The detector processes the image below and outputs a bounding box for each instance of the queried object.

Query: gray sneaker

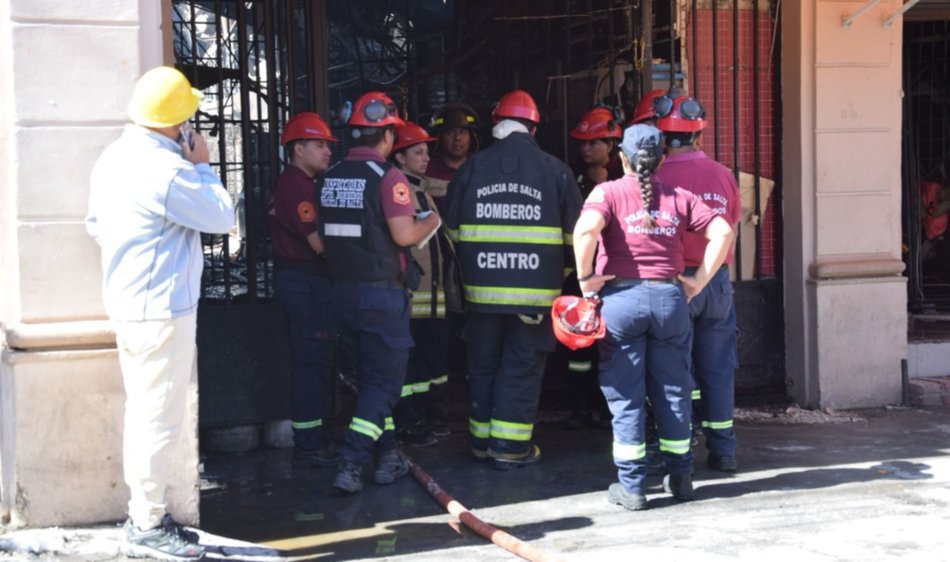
[374,449,410,484]
[333,460,364,494]
[124,515,205,561]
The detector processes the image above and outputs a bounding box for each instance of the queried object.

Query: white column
[0,0,197,527]
[782,0,907,409]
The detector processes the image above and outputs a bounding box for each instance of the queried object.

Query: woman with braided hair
[572,124,734,511]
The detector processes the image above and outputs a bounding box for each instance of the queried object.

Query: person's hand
[182,131,210,165]
[677,273,704,301]
[579,274,615,297]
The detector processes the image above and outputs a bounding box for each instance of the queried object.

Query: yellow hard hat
[127,66,203,128]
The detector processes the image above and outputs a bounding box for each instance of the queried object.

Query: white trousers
[114,313,199,529]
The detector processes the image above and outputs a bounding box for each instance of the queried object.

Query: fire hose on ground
[403,453,568,562]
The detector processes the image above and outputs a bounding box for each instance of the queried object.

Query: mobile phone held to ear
[179,121,196,150]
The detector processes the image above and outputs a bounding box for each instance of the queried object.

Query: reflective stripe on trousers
[686,266,738,458]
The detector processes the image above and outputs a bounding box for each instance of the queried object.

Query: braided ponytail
[619,124,665,228]
[634,148,661,228]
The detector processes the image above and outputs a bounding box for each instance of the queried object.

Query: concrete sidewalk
[2,405,949,561]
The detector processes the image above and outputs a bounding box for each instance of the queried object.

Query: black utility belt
[607,277,680,288]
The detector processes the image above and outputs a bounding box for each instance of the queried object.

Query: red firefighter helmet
[491,89,541,124]
[280,112,338,145]
[654,94,707,133]
[348,91,405,128]
[628,89,666,126]
[570,107,623,141]
[551,295,606,351]
[393,121,436,152]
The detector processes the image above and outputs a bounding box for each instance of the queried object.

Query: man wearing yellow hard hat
[86,66,234,561]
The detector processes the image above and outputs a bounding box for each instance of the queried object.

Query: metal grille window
[903,20,950,313]
[172,0,325,303]
[173,1,414,302]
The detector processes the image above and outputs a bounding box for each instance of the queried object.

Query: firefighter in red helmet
[653,93,741,474]
[445,89,582,470]
[389,121,461,448]
[555,105,626,430]
[571,106,625,198]
[268,112,339,470]
[317,92,441,494]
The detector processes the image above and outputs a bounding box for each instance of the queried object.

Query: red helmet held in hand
[393,121,436,152]
[492,89,540,124]
[552,295,606,350]
[280,112,338,145]
[349,91,405,128]
[571,107,623,141]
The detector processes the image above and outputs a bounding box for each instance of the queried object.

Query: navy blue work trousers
[598,280,693,494]
[331,282,413,464]
[395,317,449,427]
[275,268,335,451]
[686,266,738,457]
[464,312,555,455]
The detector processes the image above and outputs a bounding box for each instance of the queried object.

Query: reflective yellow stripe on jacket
[464,285,561,308]
[458,224,566,245]
[411,290,446,318]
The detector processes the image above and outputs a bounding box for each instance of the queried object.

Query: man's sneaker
[707,454,738,473]
[374,450,410,484]
[489,445,541,471]
[333,460,363,494]
[124,516,205,561]
[607,483,648,511]
[662,473,695,502]
[158,514,199,544]
[292,445,340,468]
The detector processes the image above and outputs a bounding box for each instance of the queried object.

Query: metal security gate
[903,20,950,315]
[172,0,329,304]
[172,0,331,427]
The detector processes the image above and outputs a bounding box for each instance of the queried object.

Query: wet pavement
[3,405,950,561]
[199,405,950,561]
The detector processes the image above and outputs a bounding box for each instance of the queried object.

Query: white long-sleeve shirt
[86,124,234,321]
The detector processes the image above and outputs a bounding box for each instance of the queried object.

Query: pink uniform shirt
[582,174,719,279]
[653,151,740,267]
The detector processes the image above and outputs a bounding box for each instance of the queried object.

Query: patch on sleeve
[297,201,317,223]
[393,182,412,205]
[586,187,606,204]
